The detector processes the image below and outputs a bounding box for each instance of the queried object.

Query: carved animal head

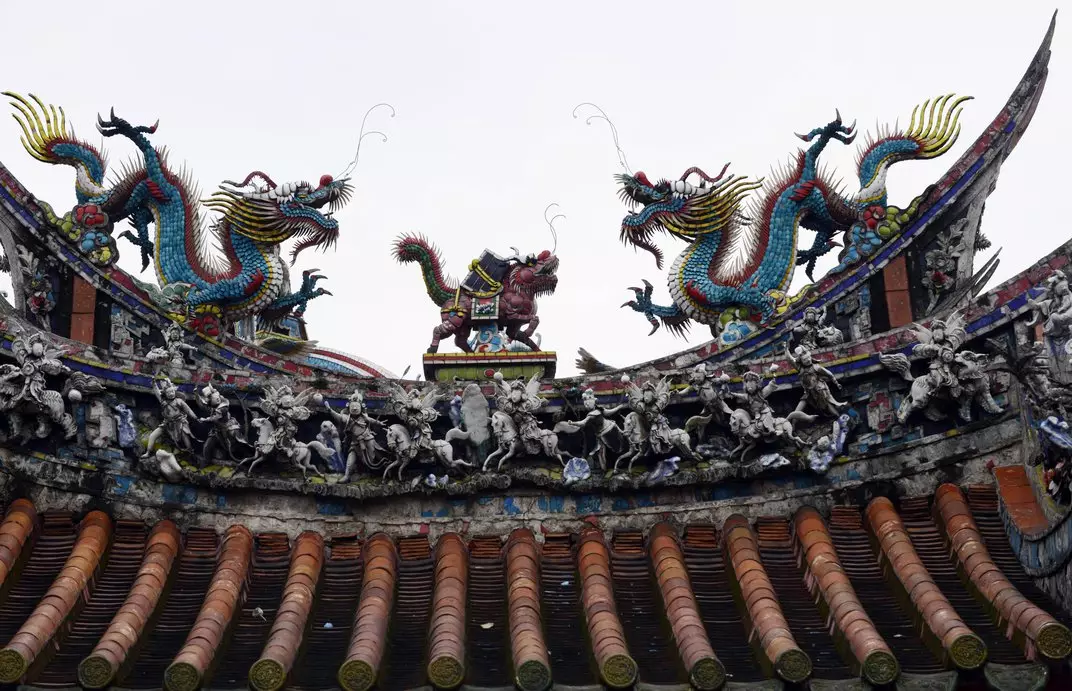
[386,423,410,451]
[206,171,354,264]
[491,410,517,441]
[615,167,761,269]
[507,250,559,297]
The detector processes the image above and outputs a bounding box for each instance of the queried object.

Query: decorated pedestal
[422,349,557,382]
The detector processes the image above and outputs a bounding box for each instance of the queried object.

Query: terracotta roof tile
[505,529,551,691]
[866,497,987,670]
[993,465,1050,534]
[0,510,111,684]
[0,494,1064,689]
[649,523,725,690]
[428,533,466,690]
[0,500,36,591]
[578,527,637,689]
[793,507,898,685]
[164,525,253,691]
[338,533,397,691]
[249,531,324,691]
[78,520,181,688]
[935,483,1072,661]
[722,514,811,684]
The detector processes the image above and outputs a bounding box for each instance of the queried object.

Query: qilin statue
[614,374,694,473]
[382,382,472,480]
[614,95,969,336]
[484,373,567,470]
[0,330,97,440]
[394,237,559,353]
[4,93,356,335]
[880,315,1004,423]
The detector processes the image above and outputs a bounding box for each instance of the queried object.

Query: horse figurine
[613,411,694,473]
[239,417,335,479]
[382,423,473,481]
[484,410,569,471]
[726,408,809,463]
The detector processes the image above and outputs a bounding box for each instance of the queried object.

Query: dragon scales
[4,93,352,336]
[617,95,970,338]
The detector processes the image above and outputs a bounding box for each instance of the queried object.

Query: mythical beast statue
[394,237,559,353]
[616,95,970,337]
[4,93,354,335]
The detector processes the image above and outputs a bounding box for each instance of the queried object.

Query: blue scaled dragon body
[4,93,351,334]
[618,95,970,337]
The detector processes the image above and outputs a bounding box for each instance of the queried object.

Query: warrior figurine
[724,369,813,463]
[728,371,779,438]
[146,322,198,375]
[240,385,333,478]
[683,364,732,443]
[880,314,1004,423]
[554,388,626,470]
[0,331,79,439]
[1029,270,1072,341]
[791,306,845,350]
[484,373,567,470]
[785,344,849,418]
[196,383,248,463]
[143,377,199,458]
[495,374,549,457]
[614,375,694,473]
[326,390,384,482]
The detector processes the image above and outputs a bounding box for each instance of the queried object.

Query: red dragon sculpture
[394,236,559,353]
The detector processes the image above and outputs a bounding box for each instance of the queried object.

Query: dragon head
[615,165,759,270]
[509,249,559,297]
[615,171,680,269]
[208,171,355,264]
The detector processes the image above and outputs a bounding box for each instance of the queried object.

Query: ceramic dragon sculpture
[4,93,352,335]
[393,236,559,353]
[617,95,970,337]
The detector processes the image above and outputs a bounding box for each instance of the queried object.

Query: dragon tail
[855,94,972,206]
[3,92,108,198]
[393,234,457,306]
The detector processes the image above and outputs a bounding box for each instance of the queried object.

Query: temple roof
[0,480,1067,691]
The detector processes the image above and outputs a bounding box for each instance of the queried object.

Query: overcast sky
[0,1,1065,377]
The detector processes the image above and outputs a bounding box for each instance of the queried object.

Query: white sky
[0,1,1066,377]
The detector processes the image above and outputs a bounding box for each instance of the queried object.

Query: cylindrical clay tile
[649,523,726,691]
[0,510,111,684]
[164,525,254,691]
[427,533,467,690]
[793,507,898,685]
[866,497,987,670]
[578,528,637,689]
[338,534,397,691]
[79,520,181,688]
[0,499,36,590]
[249,531,325,691]
[934,484,1072,661]
[722,514,812,684]
[506,529,551,691]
